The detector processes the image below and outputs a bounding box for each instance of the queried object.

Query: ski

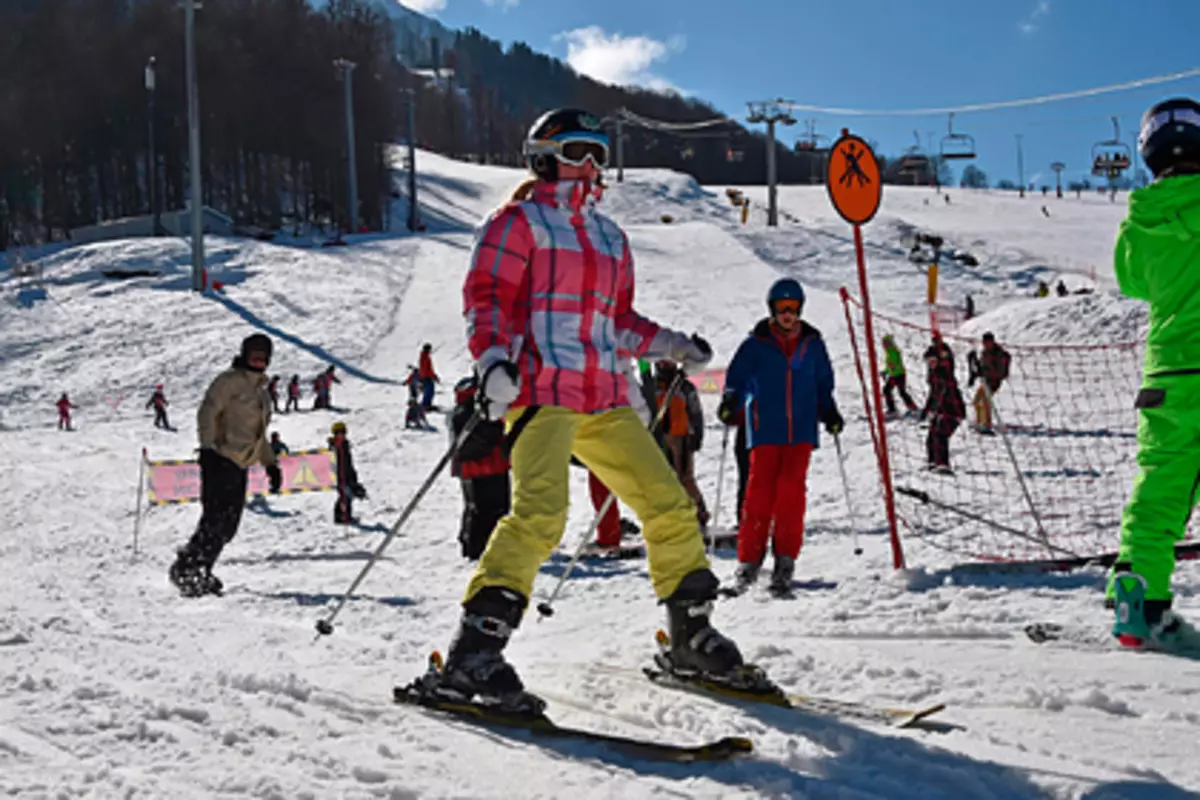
[393,653,754,763]
[1025,622,1200,659]
[582,531,739,562]
[643,632,948,730]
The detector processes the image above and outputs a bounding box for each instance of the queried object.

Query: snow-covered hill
[2,152,1195,799]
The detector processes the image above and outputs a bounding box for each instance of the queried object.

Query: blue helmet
[767,278,805,312]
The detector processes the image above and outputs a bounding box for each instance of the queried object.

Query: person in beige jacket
[169,333,281,597]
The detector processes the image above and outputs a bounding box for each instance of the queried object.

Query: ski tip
[655,629,670,647]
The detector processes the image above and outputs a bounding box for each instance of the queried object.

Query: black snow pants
[181,449,247,569]
[459,473,510,560]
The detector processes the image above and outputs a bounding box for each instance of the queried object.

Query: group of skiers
[165,96,1200,711]
[267,366,341,413]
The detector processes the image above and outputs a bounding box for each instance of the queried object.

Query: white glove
[646,330,713,373]
[476,346,521,421]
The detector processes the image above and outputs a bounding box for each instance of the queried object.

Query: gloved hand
[679,334,712,373]
[476,347,521,421]
[717,393,740,425]
[266,463,282,494]
[822,407,845,436]
[352,483,367,500]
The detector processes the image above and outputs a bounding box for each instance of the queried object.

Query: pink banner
[146,450,336,504]
[688,368,726,395]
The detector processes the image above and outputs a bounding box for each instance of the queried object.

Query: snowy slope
[2,153,1198,799]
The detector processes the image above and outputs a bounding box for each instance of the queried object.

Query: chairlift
[940,113,976,160]
[1091,117,1132,178]
[898,130,930,174]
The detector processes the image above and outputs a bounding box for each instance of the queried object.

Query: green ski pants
[1109,373,1200,602]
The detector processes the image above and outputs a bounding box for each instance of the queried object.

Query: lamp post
[334,58,359,235]
[145,56,161,235]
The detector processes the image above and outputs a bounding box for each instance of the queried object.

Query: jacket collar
[532,179,594,215]
[752,317,821,343]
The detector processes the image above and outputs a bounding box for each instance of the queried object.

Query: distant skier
[56,392,77,431]
[330,421,366,524]
[267,375,282,413]
[323,365,341,406]
[404,365,421,405]
[967,332,1011,435]
[1108,98,1200,652]
[881,334,919,416]
[434,107,743,712]
[146,384,171,429]
[964,294,976,320]
[285,375,301,413]
[269,431,289,458]
[418,344,439,410]
[919,338,965,473]
[1055,279,1069,297]
[719,278,843,596]
[450,376,510,560]
[169,333,281,597]
[405,399,435,430]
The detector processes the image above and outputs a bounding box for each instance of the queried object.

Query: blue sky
[405,0,1199,186]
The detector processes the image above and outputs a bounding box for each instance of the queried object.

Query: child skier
[56,392,77,431]
[405,399,434,431]
[718,278,843,596]
[267,375,281,413]
[919,339,965,473]
[967,332,1011,435]
[881,335,918,416]
[329,421,366,524]
[655,361,709,529]
[1109,97,1200,652]
[434,107,749,714]
[285,375,301,413]
[450,376,511,560]
[404,365,421,405]
[146,384,171,429]
[269,431,289,457]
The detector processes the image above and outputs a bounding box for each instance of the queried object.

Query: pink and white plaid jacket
[464,180,681,414]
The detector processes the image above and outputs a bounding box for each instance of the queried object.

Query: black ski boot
[169,550,215,598]
[439,587,545,715]
[720,562,759,598]
[768,557,795,597]
[663,570,745,677]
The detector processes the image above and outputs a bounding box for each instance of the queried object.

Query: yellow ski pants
[463,405,709,604]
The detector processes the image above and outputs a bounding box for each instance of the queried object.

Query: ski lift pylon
[940,112,976,160]
[1091,116,1132,178]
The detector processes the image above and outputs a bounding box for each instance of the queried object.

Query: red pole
[853,225,905,569]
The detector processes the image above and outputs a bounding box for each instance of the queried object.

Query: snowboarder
[1109,97,1200,652]
[418,344,439,410]
[967,332,1011,435]
[285,375,301,413]
[56,392,77,431]
[450,376,510,560]
[655,361,709,530]
[719,278,843,595]
[169,333,281,597]
[146,384,171,430]
[329,421,366,524]
[919,339,965,473]
[881,335,919,416]
[438,107,746,713]
[267,375,281,413]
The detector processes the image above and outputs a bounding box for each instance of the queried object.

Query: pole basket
[840,289,1180,566]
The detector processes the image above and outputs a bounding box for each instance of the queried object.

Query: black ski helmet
[241,333,272,362]
[766,278,805,313]
[523,108,609,181]
[1139,98,1200,179]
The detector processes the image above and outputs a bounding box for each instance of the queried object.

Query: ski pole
[707,424,731,557]
[832,432,863,556]
[536,371,685,621]
[315,410,482,638]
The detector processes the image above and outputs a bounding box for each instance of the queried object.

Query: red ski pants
[737,443,813,564]
[589,471,621,546]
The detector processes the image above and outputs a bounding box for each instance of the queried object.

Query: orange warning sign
[826,133,882,226]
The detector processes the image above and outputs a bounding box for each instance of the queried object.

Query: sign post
[826,130,904,570]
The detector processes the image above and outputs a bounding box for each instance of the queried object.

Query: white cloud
[1019,0,1050,35]
[556,27,684,92]
[395,0,447,14]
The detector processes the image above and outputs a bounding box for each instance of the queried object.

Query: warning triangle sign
[292,462,322,489]
[700,376,720,392]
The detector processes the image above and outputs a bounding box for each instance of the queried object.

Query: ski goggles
[1140,106,1200,148]
[772,299,802,315]
[525,133,610,168]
